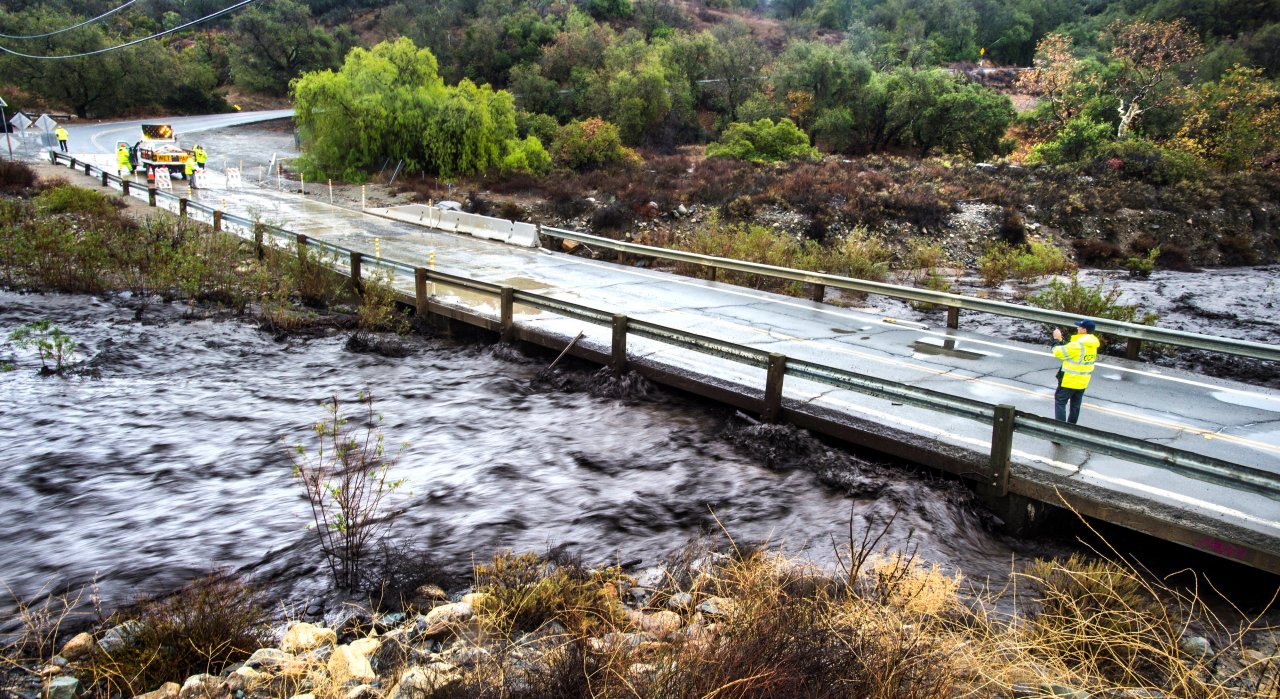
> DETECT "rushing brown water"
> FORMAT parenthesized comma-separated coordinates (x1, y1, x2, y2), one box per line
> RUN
(0, 290, 1071, 624)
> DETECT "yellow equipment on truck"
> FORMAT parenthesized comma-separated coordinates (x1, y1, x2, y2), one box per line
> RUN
(134, 124, 194, 179)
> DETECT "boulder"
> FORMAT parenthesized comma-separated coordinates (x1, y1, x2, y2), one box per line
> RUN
(423, 602, 473, 627)
(344, 685, 379, 699)
(245, 647, 299, 671)
(387, 665, 460, 699)
(59, 632, 95, 660)
(46, 676, 79, 699)
(98, 620, 144, 653)
(133, 681, 180, 699)
(280, 622, 337, 654)
(666, 592, 694, 611)
(371, 630, 414, 674)
(696, 596, 740, 618)
(414, 584, 447, 603)
(177, 673, 221, 699)
(1179, 635, 1212, 659)
(328, 644, 377, 686)
(636, 610, 681, 637)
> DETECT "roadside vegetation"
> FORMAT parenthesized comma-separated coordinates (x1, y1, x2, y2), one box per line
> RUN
(0, 163, 409, 337)
(5, 523, 1276, 698)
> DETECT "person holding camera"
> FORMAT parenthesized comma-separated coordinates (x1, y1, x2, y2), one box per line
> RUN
(1052, 319, 1100, 424)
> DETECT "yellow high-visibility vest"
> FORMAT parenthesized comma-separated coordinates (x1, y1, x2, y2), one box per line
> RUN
(1053, 333, 1100, 389)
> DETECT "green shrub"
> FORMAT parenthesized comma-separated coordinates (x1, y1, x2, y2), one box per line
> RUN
(34, 184, 119, 217)
(979, 240, 1074, 286)
(516, 110, 559, 145)
(1123, 247, 1159, 278)
(1026, 117, 1113, 166)
(357, 270, 411, 333)
(85, 573, 270, 697)
(8, 320, 76, 373)
(1027, 273, 1158, 325)
(553, 118, 637, 170)
(1096, 139, 1206, 185)
(499, 135, 551, 175)
(706, 118, 820, 164)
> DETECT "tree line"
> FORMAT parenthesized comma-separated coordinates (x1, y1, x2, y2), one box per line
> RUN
(2, 0, 1277, 179)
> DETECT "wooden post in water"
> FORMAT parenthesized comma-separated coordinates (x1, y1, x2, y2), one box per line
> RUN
(987, 404, 1016, 496)
(415, 267, 428, 317)
(254, 223, 265, 260)
(612, 315, 629, 373)
(349, 251, 363, 294)
(763, 353, 787, 422)
(947, 306, 960, 329)
(500, 287, 515, 342)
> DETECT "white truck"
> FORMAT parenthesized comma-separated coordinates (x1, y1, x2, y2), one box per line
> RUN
(132, 124, 193, 180)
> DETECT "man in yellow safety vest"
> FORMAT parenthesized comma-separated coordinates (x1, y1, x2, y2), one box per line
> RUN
(193, 145, 207, 167)
(55, 126, 69, 152)
(1051, 319, 1100, 423)
(117, 143, 132, 176)
(184, 155, 197, 187)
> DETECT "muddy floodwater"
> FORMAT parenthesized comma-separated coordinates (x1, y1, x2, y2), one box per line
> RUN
(0, 290, 1076, 623)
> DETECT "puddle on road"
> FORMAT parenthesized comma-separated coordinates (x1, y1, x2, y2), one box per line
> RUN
(1210, 390, 1280, 413)
(911, 339, 987, 360)
(494, 277, 554, 291)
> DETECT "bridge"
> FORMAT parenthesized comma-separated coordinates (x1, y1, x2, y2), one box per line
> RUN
(45, 145, 1280, 575)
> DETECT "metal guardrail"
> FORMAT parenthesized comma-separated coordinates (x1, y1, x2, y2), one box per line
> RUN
(48, 151, 1280, 502)
(541, 226, 1280, 363)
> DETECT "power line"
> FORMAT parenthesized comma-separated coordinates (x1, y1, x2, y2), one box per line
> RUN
(0, 0, 146, 40)
(0, 0, 260, 60)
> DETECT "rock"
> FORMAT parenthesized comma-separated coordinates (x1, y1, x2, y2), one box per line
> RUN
(178, 673, 221, 699)
(666, 592, 694, 610)
(1039, 682, 1090, 699)
(46, 676, 78, 699)
(460, 592, 491, 607)
(676, 204, 689, 216)
(1179, 635, 1212, 659)
(976, 163, 997, 172)
(370, 629, 414, 674)
(423, 602, 473, 627)
(628, 586, 654, 606)
(376, 612, 405, 628)
(245, 647, 299, 671)
(387, 664, 460, 699)
(60, 632, 95, 660)
(329, 644, 377, 686)
(344, 685, 378, 699)
(280, 622, 337, 654)
(288, 694, 316, 699)
(133, 681, 180, 699)
(99, 620, 144, 653)
(39, 664, 62, 677)
(561, 239, 581, 253)
(696, 596, 740, 618)
(349, 636, 380, 658)
(225, 666, 260, 693)
(415, 584, 447, 603)
(305, 599, 324, 618)
(51, 655, 68, 667)
(635, 610, 681, 637)
(634, 567, 666, 589)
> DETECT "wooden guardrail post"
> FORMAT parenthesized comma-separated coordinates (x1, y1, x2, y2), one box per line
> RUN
(415, 268, 429, 316)
(612, 315, 629, 372)
(213, 210, 222, 232)
(809, 276, 825, 303)
(708, 267, 717, 282)
(84, 163, 91, 176)
(988, 404, 1016, 496)
(122, 180, 130, 197)
(947, 306, 960, 329)
(349, 251, 363, 294)
(296, 234, 309, 264)
(178, 198, 188, 218)
(148, 187, 157, 207)
(254, 223, 265, 260)
(500, 287, 515, 342)
(101, 172, 108, 188)
(1126, 337, 1142, 360)
(762, 353, 787, 422)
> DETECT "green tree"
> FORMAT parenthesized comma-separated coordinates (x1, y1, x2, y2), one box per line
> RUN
(230, 0, 347, 96)
(704, 22, 769, 120)
(553, 117, 635, 169)
(706, 118, 819, 163)
(1173, 65, 1280, 171)
(1025, 116, 1113, 165)
(1102, 18, 1203, 138)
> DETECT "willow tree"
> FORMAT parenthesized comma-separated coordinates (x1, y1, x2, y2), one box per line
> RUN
(293, 37, 546, 180)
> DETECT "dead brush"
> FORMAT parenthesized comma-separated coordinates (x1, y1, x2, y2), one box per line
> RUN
(83, 572, 270, 697)
(1, 579, 93, 674)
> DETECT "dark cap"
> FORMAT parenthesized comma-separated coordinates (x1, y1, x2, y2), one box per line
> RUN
(1076, 319, 1096, 332)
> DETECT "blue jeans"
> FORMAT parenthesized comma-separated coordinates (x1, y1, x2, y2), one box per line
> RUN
(1055, 385, 1085, 423)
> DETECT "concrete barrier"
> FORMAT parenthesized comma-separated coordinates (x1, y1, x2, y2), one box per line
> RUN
(370, 205, 540, 248)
